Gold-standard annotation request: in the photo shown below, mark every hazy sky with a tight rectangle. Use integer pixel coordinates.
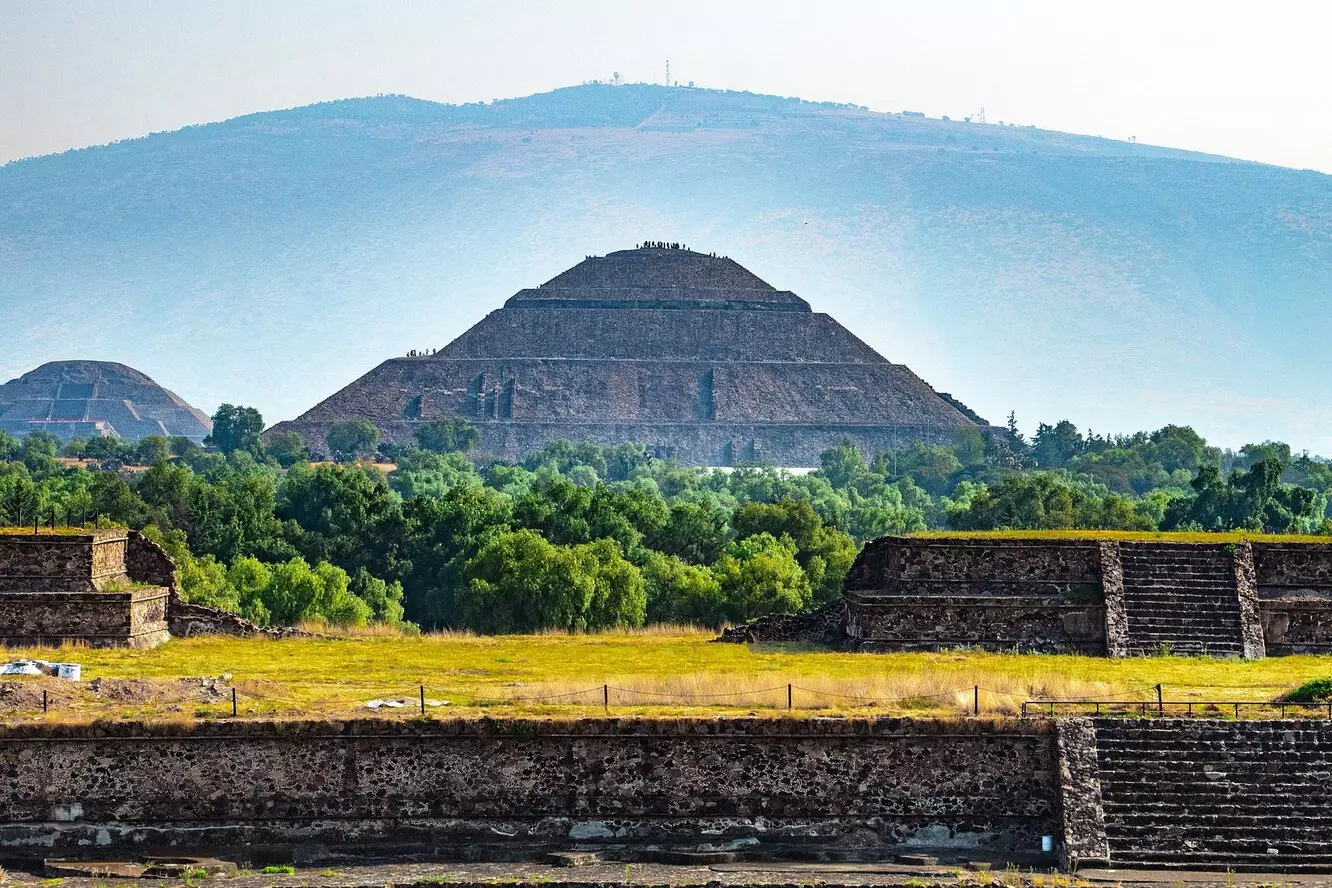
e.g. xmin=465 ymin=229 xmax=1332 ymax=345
xmin=4 ymin=0 xmax=1331 ymax=171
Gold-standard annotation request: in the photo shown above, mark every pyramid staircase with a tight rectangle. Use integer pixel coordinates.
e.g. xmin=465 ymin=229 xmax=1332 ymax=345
xmin=1119 ymin=543 xmax=1245 ymax=657
xmin=1094 ymin=719 xmax=1332 ymax=871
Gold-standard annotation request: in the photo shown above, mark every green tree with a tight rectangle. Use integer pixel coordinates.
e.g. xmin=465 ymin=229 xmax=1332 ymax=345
xmin=134 ymin=436 xmax=171 ymax=466
xmin=226 ymin=555 xmax=273 ymax=624
xmin=265 ymin=431 xmax=310 ymax=467
xmin=574 ymin=538 xmax=647 ymax=629
xmin=260 ymin=557 xmax=369 ymax=626
xmin=21 ymin=431 xmax=60 ymax=477
xmin=207 ymin=404 xmax=266 ymax=456
xmin=413 ymin=419 xmax=480 ymax=454
xmin=646 ymin=501 xmax=729 ymax=565
xmin=1031 ymin=420 xmax=1084 ymax=468
xmin=458 ymin=529 xmax=594 ymax=632
xmin=818 ymin=438 xmax=867 ymax=489
xmin=0 ymin=430 xmax=19 ymax=462
xmin=643 ymin=551 xmax=727 ymax=626
xmin=326 ymin=420 xmax=381 ymax=462
xmin=731 ymin=499 xmax=857 ymax=602
xmin=711 ymin=532 xmax=812 ymax=622
xmin=350 ymin=566 xmax=408 ymax=626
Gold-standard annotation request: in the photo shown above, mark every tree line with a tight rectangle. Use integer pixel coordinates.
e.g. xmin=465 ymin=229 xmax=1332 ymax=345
xmin=0 ymin=408 xmax=1327 ymax=633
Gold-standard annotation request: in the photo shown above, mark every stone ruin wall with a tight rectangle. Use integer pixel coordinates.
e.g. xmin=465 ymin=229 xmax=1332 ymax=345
xmin=0 ymin=717 xmax=1060 ymax=861
xmin=1253 ymin=543 xmax=1332 ymax=653
xmin=835 ymin=536 xmax=1332 ymax=657
xmin=0 ymin=531 xmax=171 ymax=648
xmin=843 ymin=538 xmax=1108 ymax=654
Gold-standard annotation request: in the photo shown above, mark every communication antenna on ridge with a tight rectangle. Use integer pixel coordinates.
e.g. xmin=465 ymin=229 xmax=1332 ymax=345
xmin=665 ymin=59 xmax=670 ymax=87
xmin=976 ymin=106 xmax=986 ymax=124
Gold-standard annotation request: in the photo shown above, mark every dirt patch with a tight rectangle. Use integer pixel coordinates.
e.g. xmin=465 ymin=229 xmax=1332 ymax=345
xmin=0 ymin=678 xmax=78 ymax=713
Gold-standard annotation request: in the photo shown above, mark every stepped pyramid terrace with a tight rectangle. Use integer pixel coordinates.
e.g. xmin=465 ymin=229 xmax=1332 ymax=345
xmin=272 ymin=246 xmax=988 ymax=465
xmin=0 ymin=360 xmax=212 ymax=443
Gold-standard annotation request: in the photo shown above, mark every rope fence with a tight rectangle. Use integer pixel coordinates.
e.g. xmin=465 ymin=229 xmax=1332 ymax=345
xmin=3 ymin=680 xmax=1031 ymax=719
xmin=8 ymin=680 xmax=1326 ymax=721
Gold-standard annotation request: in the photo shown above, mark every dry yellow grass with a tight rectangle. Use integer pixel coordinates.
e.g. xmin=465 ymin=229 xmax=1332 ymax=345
xmin=3 ymin=631 xmax=1328 ymax=723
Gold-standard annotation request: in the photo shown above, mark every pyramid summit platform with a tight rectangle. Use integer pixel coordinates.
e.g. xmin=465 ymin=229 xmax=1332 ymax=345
xmin=273 ymin=246 xmax=988 ymax=466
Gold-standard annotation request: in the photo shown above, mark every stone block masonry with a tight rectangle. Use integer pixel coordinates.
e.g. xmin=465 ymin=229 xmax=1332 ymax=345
xmin=844 ymin=537 xmax=1109 ymax=654
xmin=1058 ymin=718 xmax=1332 ymax=872
xmin=0 ymin=530 xmax=172 ymax=648
xmin=0 ymin=718 xmax=1060 ymax=863
xmin=835 ymin=535 xmax=1332 ymax=658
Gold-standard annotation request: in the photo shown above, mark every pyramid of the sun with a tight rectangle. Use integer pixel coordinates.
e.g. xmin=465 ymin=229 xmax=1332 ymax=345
xmin=274 ymin=246 xmax=987 ymax=466
xmin=0 ymin=360 xmax=212 ymax=443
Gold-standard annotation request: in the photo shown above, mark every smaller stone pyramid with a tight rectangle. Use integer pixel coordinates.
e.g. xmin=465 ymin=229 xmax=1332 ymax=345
xmin=0 ymin=360 xmax=212 ymax=443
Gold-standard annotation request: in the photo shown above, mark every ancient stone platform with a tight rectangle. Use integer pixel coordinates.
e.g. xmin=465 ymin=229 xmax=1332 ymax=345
xmin=839 ymin=536 xmax=1332 ymax=657
xmin=0 ymin=530 xmax=173 ymax=648
xmin=270 ymin=246 xmax=988 ymax=466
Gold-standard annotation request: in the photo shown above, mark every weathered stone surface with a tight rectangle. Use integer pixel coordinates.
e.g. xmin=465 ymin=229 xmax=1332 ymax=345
xmin=1232 ymin=541 xmax=1266 ymax=659
xmin=1254 ymin=542 xmax=1332 ymax=654
xmin=1097 ymin=542 xmax=1128 ymax=658
xmin=842 ymin=537 xmax=1107 ymax=654
xmin=268 ymin=247 xmax=987 ymax=466
xmin=1053 ymin=718 xmax=1108 ymax=870
xmin=0 ymin=717 xmax=1059 ymax=860
xmin=0 ymin=531 xmax=173 ymax=648
xmin=0 ymin=360 xmax=211 ymax=443
xmin=717 ymin=600 xmax=847 ymax=644
xmin=1092 ymin=719 xmax=1332 ymax=869
xmin=835 ymin=536 xmax=1332 ymax=658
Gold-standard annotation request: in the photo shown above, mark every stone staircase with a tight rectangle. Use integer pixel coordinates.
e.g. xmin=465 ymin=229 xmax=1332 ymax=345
xmin=1094 ymin=719 xmax=1332 ymax=870
xmin=1119 ymin=543 xmax=1245 ymax=656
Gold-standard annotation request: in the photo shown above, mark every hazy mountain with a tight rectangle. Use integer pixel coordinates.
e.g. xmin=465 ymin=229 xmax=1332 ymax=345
xmin=3 ymin=83 xmax=1330 ymax=450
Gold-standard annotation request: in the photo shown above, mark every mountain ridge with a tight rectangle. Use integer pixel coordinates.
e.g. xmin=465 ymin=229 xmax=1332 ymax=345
xmin=3 ymin=83 xmax=1329 ymax=450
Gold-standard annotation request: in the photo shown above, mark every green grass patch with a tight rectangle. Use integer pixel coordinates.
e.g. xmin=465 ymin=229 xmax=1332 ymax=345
xmin=1279 ymin=677 xmax=1332 ymax=703
xmin=260 ymin=865 xmax=295 ymax=875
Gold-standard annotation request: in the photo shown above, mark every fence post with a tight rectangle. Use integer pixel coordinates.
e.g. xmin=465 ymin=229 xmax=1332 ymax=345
xmin=787 ymin=683 xmax=792 ymax=711
xmin=603 ymin=684 xmax=609 ymax=714
xmin=43 ymin=690 xmax=48 ymax=714
xmin=974 ymin=685 xmax=979 ymax=716
xmin=1156 ymin=683 xmax=1163 ymax=715
xmin=420 ymin=685 xmax=425 ymax=715
xmin=232 ymin=687 xmax=237 ymax=718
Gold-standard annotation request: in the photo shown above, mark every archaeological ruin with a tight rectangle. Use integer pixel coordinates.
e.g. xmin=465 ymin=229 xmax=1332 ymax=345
xmin=739 ymin=534 xmax=1332 ymax=657
xmin=2 ymin=715 xmax=1331 ymax=871
xmin=0 ymin=360 xmax=212 ymax=443
xmin=0 ymin=529 xmax=174 ymax=648
xmin=271 ymin=245 xmax=988 ymax=465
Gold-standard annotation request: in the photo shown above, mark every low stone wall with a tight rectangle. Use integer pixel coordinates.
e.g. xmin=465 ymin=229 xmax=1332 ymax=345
xmin=1254 ymin=543 xmax=1332 ymax=654
xmin=0 ymin=588 xmax=169 ymax=648
xmin=127 ymin=531 xmax=178 ymax=593
xmin=0 ymin=531 xmax=130 ymax=594
xmin=0 ymin=531 xmax=174 ymax=648
xmin=168 ymin=598 xmax=305 ymax=640
xmin=846 ymin=593 xmax=1105 ymax=653
xmin=0 ymin=717 xmax=1060 ymax=863
xmin=844 ymin=538 xmax=1107 ymax=654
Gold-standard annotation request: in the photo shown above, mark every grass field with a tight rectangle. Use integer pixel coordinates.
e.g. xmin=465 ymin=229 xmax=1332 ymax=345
xmin=3 ymin=631 xmax=1329 ymax=723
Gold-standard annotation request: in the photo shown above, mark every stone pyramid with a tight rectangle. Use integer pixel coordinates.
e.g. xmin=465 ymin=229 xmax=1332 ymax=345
xmin=0 ymin=360 xmax=212 ymax=443
xmin=273 ymin=246 xmax=987 ymax=466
